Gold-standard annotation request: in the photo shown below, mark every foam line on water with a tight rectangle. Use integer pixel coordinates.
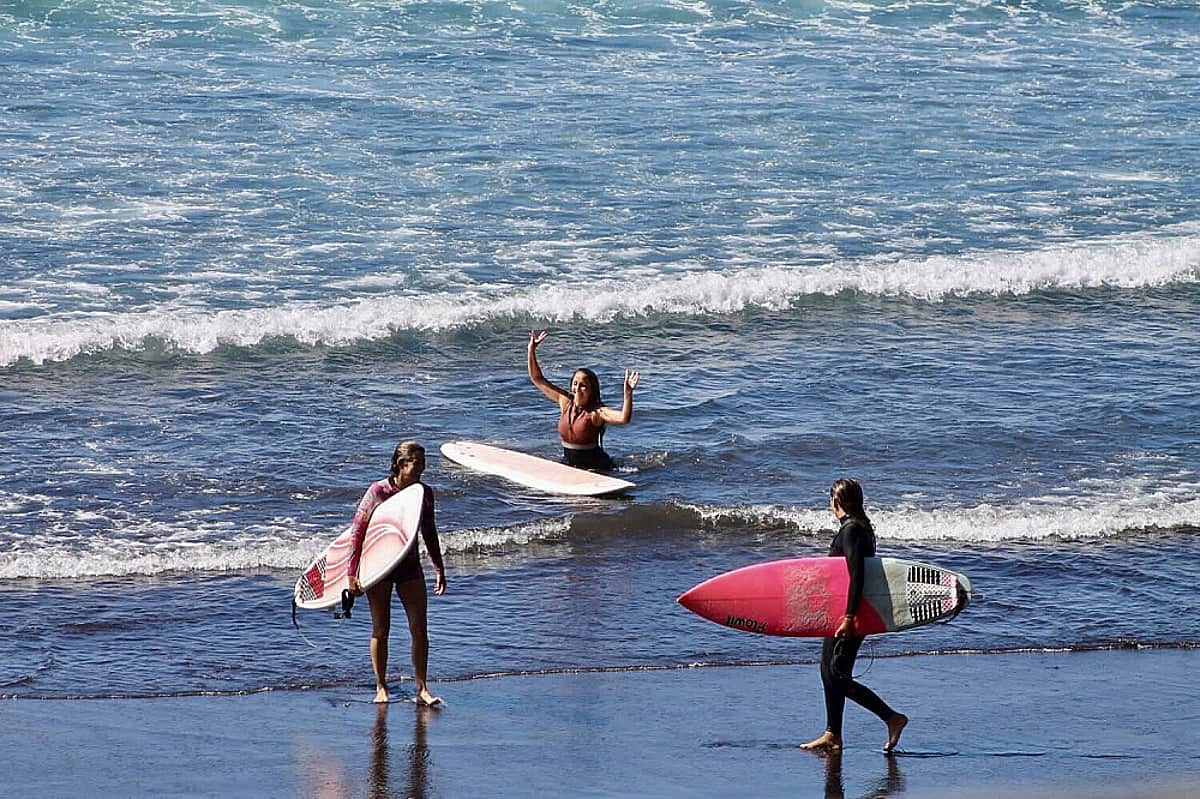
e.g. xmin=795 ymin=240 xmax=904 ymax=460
xmin=685 ymin=486 xmax=1200 ymax=544
xmin=2 ymin=479 xmax=1197 ymax=579
xmin=0 ymin=517 xmax=574 ymax=580
xmin=3 ymin=231 xmax=1198 ymax=366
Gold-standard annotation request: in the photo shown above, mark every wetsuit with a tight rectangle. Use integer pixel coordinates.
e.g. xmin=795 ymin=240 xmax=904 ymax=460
xmin=558 ymin=401 xmax=613 ymax=471
xmin=818 ymin=516 xmax=897 ymax=737
xmin=347 ymin=479 xmax=444 ymax=585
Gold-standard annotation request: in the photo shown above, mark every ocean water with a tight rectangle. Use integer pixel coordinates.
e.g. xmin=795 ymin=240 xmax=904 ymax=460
xmin=1 ymin=0 xmax=1198 ymax=703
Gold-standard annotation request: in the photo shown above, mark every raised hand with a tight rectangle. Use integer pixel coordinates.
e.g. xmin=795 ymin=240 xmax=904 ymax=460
xmin=529 ymin=329 xmax=549 ymax=350
xmin=624 ymin=369 xmax=640 ymax=391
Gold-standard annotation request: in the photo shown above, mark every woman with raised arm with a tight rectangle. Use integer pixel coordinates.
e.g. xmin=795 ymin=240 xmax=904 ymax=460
xmin=347 ymin=440 xmax=447 ymax=706
xmin=800 ymin=478 xmax=908 ymax=753
xmin=526 ymin=329 xmax=639 ymax=472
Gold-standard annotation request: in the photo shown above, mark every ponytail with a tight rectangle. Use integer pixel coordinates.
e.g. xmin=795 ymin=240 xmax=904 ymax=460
xmin=390 ymin=440 xmax=425 ymax=480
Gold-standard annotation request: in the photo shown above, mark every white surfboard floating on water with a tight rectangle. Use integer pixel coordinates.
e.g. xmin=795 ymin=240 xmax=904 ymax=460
xmin=293 ymin=483 xmax=425 ymax=612
xmin=440 ymin=440 xmax=635 ymax=497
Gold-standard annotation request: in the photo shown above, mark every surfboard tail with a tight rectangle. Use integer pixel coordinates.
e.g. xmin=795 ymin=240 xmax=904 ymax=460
xmin=949 ymin=573 xmax=972 ymax=620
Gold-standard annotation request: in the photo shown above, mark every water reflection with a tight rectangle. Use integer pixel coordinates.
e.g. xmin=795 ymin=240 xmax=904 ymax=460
xmin=366 ymin=702 xmax=436 ymax=799
xmin=822 ymin=751 xmax=904 ymax=799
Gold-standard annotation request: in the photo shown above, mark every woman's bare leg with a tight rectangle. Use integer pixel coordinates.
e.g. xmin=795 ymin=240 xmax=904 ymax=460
xmin=366 ymin=580 xmax=394 ymax=703
xmin=396 ymin=577 xmax=441 ymax=706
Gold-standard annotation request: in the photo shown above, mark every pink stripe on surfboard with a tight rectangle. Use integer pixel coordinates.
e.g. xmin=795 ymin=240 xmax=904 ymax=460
xmin=678 ymin=557 xmax=969 ymax=638
xmin=293 ymin=483 xmax=425 ymax=611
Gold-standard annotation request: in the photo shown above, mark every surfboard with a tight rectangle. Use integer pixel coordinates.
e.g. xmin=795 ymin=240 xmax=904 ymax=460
xmin=439 ymin=440 xmax=635 ymax=497
xmin=678 ymin=556 xmax=971 ymax=637
xmin=293 ymin=483 xmax=426 ymax=611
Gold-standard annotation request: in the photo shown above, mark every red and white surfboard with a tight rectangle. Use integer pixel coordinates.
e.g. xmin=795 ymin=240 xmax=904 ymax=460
xmin=293 ymin=483 xmax=425 ymax=611
xmin=678 ymin=556 xmax=971 ymax=637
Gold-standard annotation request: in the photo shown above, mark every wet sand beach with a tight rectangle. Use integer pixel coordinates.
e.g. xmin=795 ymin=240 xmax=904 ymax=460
xmin=7 ymin=647 xmax=1197 ymax=798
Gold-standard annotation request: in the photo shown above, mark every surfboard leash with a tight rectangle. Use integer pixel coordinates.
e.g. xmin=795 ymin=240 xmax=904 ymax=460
xmin=291 ymin=598 xmax=327 ymax=650
xmin=334 ymin=589 xmax=355 ymax=619
xmin=853 ymin=640 xmax=876 ymax=681
xmin=291 ymin=590 xmax=359 ymax=651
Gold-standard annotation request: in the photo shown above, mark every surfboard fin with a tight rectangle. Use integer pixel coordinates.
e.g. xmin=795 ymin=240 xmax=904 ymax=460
xmin=334 ymin=588 xmax=355 ymax=620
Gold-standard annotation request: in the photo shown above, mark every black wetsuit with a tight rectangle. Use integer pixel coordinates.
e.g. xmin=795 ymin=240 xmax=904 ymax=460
xmin=819 ymin=516 xmax=897 ymax=736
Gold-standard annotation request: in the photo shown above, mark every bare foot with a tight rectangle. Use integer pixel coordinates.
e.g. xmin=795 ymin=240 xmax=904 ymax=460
xmin=884 ymin=713 xmax=908 ymax=752
xmin=373 ymin=686 xmax=390 ymax=704
xmin=416 ymin=688 xmax=442 ymax=707
xmin=800 ymin=732 xmax=843 ymax=751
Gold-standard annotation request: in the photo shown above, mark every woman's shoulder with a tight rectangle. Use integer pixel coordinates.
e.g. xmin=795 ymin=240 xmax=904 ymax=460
xmin=839 ymin=517 xmax=875 ymax=539
xmin=370 ymin=477 xmax=396 ymax=494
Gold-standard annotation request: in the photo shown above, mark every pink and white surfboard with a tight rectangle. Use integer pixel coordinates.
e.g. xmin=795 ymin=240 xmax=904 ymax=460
xmin=678 ymin=556 xmax=971 ymax=637
xmin=440 ymin=440 xmax=635 ymax=497
xmin=293 ymin=483 xmax=425 ymax=611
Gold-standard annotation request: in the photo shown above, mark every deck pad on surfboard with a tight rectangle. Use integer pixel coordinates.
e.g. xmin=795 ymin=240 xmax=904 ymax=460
xmin=440 ymin=440 xmax=634 ymax=497
xmin=293 ymin=483 xmax=425 ymax=611
xmin=678 ymin=556 xmax=971 ymax=637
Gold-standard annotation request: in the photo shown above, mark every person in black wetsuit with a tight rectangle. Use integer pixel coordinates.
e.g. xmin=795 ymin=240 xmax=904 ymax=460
xmin=800 ymin=478 xmax=908 ymax=753
xmin=526 ymin=329 xmax=640 ymax=471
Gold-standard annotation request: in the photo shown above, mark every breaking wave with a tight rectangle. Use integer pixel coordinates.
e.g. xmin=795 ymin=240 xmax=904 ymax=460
xmin=4 ymin=231 xmax=1198 ymax=367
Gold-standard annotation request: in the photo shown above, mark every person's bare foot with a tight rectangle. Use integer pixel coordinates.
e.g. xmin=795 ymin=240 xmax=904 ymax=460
xmin=800 ymin=731 xmax=842 ymax=751
xmin=884 ymin=713 xmax=908 ymax=752
xmin=373 ymin=686 xmax=390 ymax=704
xmin=416 ymin=688 xmax=442 ymax=707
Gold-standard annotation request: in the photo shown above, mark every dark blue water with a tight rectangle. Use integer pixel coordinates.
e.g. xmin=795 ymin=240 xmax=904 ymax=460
xmin=2 ymin=0 xmax=1198 ymax=700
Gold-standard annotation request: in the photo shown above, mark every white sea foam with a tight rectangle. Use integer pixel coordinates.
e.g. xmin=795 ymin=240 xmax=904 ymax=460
xmin=3 ymin=475 xmax=1196 ymax=579
xmin=0 ymin=515 xmax=573 ymax=580
xmin=0 ymin=534 xmax=314 ymax=581
xmin=0 ymin=300 xmax=42 ymax=315
xmin=442 ymin=518 xmax=573 ymax=553
xmin=2 ymin=231 xmax=1198 ymax=367
xmin=686 ymin=477 xmax=1200 ymax=544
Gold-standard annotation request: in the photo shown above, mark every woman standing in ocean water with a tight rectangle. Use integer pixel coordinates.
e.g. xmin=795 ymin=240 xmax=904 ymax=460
xmin=801 ymin=478 xmax=908 ymax=753
xmin=347 ymin=441 xmax=447 ymax=706
xmin=526 ymin=329 xmax=640 ymax=471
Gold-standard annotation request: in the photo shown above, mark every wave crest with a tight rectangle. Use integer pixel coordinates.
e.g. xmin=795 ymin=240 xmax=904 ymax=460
xmin=4 ymin=232 xmax=1198 ymax=367
xmin=2 ymin=484 xmax=1197 ymax=580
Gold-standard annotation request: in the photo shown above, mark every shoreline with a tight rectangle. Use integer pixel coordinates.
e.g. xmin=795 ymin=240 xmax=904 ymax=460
xmin=6 ymin=648 xmax=1198 ymax=797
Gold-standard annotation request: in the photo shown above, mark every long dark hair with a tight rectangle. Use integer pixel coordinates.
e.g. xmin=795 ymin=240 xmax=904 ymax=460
xmin=390 ymin=440 xmax=424 ymax=480
xmin=830 ymin=477 xmax=872 ymax=528
xmin=572 ymin=368 xmax=603 ymax=409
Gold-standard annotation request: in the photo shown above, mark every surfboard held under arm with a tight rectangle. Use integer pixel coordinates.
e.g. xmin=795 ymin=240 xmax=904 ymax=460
xmin=439 ymin=440 xmax=635 ymax=497
xmin=293 ymin=483 xmax=426 ymax=612
xmin=678 ymin=556 xmax=971 ymax=637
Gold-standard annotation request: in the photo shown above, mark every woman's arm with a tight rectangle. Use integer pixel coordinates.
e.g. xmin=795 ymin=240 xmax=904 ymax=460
xmin=420 ymin=486 xmax=446 ymax=596
xmin=346 ymin=482 xmax=384 ymax=595
xmin=835 ymin=522 xmax=868 ymax=637
xmin=527 ymin=330 xmax=569 ymax=407
xmin=596 ymin=369 xmax=640 ymax=425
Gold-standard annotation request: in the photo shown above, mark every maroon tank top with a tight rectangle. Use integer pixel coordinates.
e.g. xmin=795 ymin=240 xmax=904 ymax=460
xmin=558 ymin=402 xmax=604 ymax=448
